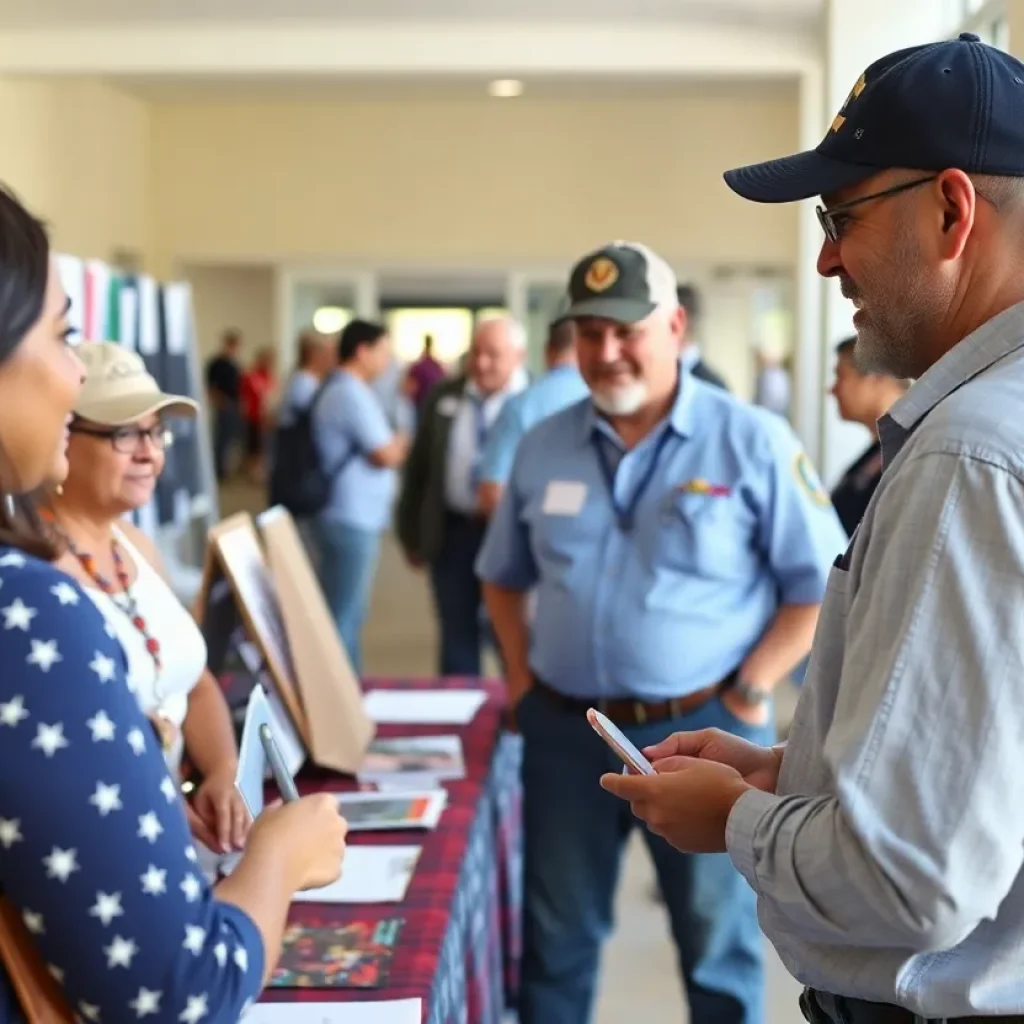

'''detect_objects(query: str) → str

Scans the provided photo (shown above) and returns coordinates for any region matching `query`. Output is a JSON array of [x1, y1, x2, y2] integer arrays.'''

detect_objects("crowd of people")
[[4, 28, 1024, 1024]]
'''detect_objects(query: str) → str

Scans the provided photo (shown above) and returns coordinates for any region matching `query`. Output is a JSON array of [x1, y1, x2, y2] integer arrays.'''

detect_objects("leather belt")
[[531, 672, 734, 727], [801, 988, 1024, 1024]]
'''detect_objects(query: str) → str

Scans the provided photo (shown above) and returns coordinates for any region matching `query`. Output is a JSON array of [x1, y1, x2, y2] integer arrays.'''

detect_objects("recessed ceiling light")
[[489, 79, 524, 98]]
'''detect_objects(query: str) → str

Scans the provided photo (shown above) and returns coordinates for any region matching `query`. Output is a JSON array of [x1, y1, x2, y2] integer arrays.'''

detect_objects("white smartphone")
[[586, 708, 656, 776]]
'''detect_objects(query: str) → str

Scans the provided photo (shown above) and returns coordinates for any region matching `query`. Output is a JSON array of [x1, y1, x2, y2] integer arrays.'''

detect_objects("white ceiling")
[[0, 0, 821, 29]]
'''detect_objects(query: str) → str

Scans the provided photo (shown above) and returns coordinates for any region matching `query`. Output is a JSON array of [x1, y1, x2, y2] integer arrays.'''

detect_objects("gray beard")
[[591, 382, 648, 417]]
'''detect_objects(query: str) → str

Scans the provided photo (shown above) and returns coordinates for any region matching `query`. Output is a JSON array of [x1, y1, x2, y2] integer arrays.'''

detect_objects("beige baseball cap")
[[74, 341, 199, 426]]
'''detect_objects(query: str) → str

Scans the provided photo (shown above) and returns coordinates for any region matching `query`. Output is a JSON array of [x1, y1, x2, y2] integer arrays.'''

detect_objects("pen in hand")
[[259, 723, 300, 803]]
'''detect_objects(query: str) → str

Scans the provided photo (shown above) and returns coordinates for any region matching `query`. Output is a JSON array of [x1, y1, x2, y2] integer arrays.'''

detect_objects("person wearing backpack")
[[266, 331, 333, 562], [307, 320, 410, 672]]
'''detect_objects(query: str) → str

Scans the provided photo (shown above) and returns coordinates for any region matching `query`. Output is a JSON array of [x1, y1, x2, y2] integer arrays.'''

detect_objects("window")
[[992, 13, 1009, 49]]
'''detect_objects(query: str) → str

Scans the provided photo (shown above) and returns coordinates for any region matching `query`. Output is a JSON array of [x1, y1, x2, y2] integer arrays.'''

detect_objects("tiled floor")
[[222, 480, 806, 1022]]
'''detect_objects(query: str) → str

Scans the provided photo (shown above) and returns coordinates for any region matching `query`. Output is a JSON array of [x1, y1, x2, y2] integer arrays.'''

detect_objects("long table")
[[258, 678, 523, 1024]]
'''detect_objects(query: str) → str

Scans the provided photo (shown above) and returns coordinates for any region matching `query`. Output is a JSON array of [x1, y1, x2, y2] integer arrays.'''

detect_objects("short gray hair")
[[970, 173, 1024, 211], [474, 313, 527, 351]]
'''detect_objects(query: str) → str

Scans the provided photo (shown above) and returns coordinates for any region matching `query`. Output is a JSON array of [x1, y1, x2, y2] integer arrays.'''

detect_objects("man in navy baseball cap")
[[600, 33, 1024, 1024]]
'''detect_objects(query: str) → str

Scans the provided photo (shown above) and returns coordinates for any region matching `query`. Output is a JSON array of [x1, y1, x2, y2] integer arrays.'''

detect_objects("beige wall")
[[185, 263, 275, 366], [0, 77, 151, 264], [150, 90, 800, 270]]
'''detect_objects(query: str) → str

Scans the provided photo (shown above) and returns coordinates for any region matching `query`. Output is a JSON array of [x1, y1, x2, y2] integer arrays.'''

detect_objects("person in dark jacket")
[[829, 335, 908, 536], [677, 284, 730, 391]]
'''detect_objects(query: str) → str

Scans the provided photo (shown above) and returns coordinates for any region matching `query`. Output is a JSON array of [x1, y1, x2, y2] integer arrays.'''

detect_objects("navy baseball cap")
[[725, 33, 1024, 203]]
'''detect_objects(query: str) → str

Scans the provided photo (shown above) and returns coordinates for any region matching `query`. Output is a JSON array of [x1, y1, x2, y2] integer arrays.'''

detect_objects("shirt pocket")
[[655, 491, 753, 581], [527, 499, 605, 574]]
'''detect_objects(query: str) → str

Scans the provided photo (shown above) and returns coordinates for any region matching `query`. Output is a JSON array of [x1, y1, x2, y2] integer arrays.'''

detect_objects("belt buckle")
[[633, 701, 647, 725]]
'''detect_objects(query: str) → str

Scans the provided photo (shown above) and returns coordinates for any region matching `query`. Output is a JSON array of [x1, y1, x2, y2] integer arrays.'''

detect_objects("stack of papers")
[[363, 689, 487, 726], [244, 1000, 421, 1024], [294, 845, 422, 904], [357, 734, 465, 790], [337, 789, 447, 831]]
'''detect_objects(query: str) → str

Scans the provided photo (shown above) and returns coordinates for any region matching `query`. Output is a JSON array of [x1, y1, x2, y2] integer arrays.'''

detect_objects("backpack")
[[268, 375, 358, 517]]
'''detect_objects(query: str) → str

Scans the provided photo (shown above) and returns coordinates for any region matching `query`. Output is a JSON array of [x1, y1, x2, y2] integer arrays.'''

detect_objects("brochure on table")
[[358, 734, 465, 789], [337, 790, 447, 831], [293, 845, 422, 904], [363, 689, 487, 725], [243, 999, 422, 1023]]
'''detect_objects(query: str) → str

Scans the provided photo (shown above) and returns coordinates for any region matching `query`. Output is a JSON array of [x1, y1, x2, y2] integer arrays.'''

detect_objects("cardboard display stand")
[[256, 506, 374, 775], [196, 510, 374, 776], [197, 513, 309, 748]]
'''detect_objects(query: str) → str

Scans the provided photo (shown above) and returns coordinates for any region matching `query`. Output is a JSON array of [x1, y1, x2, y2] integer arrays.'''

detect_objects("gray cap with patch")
[[565, 242, 679, 325]]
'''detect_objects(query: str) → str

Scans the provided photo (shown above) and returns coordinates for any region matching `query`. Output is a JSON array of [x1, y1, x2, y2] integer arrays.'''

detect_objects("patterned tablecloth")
[[258, 678, 523, 1024]]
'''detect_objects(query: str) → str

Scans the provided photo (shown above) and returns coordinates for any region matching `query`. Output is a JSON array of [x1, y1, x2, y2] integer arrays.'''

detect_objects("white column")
[[1007, 0, 1024, 56], [800, 0, 950, 484]]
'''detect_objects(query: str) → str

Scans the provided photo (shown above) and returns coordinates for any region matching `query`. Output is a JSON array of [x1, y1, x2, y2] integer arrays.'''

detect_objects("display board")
[[196, 510, 376, 776], [257, 505, 374, 774], [197, 513, 310, 754]]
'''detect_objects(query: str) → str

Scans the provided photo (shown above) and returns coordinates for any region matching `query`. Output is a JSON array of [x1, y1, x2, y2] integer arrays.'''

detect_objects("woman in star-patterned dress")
[[0, 186, 348, 1023]]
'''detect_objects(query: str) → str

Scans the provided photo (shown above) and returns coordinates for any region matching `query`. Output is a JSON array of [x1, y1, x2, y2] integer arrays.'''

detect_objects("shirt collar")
[[466, 368, 528, 399], [879, 299, 1024, 464], [680, 345, 701, 372], [578, 369, 695, 447]]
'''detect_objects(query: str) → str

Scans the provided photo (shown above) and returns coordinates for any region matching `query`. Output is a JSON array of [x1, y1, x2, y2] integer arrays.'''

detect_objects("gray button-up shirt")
[[726, 301, 1024, 1017]]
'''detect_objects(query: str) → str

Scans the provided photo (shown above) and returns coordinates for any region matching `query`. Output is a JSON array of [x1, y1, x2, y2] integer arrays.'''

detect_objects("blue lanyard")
[[472, 396, 489, 452], [593, 426, 673, 532]]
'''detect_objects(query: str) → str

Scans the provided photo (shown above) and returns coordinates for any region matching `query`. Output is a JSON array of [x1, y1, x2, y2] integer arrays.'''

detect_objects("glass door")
[[505, 271, 569, 377]]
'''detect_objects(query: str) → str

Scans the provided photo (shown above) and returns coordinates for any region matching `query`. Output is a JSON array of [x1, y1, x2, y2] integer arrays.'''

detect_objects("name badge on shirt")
[[542, 481, 587, 516], [437, 396, 459, 417]]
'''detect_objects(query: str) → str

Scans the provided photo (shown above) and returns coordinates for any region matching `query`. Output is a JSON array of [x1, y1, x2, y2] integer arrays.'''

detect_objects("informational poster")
[[55, 254, 86, 337], [196, 513, 310, 754], [84, 260, 112, 341]]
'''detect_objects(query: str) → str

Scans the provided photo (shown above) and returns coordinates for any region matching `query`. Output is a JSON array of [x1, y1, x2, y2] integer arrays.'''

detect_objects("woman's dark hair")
[[0, 182, 59, 559], [338, 319, 386, 363]]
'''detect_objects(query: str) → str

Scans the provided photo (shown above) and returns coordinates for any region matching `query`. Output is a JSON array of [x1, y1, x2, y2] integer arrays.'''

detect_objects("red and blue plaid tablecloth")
[[258, 678, 523, 1024]]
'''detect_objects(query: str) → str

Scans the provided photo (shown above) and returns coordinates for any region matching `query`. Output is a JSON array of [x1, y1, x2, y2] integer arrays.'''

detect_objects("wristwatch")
[[731, 679, 771, 706]]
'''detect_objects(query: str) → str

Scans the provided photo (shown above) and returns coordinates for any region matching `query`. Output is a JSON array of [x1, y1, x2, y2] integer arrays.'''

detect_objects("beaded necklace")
[[59, 528, 175, 751], [65, 536, 163, 674]]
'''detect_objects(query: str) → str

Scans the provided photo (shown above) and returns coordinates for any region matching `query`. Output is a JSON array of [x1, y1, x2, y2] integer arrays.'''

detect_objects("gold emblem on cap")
[[584, 257, 619, 293], [831, 72, 866, 133]]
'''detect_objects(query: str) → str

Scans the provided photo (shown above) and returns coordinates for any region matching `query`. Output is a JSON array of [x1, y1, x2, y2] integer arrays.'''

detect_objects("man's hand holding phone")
[[643, 729, 783, 794]]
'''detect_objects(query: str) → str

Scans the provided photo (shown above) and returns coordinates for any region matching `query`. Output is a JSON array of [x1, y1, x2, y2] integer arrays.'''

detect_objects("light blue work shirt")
[[478, 364, 590, 487], [313, 369, 396, 533], [476, 373, 846, 700]]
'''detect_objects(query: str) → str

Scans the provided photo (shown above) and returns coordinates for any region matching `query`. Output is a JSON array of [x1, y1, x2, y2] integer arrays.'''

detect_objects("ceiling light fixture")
[[489, 79, 524, 99]]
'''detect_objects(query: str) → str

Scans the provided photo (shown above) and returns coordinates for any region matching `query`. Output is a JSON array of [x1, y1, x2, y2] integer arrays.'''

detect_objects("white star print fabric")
[[0, 551, 264, 1023]]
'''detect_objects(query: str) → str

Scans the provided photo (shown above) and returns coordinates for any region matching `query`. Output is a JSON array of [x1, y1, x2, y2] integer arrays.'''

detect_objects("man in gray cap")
[[478, 240, 843, 1024], [602, 33, 1024, 1024]]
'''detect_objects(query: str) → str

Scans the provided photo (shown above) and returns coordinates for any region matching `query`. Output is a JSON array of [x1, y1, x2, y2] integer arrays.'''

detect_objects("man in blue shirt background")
[[477, 241, 846, 1024], [313, 319, 410, 672], [477, 314, 589, 516]]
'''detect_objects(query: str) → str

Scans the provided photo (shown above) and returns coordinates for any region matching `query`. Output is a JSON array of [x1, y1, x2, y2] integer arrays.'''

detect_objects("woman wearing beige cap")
[[48, 340, 250, 855]]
